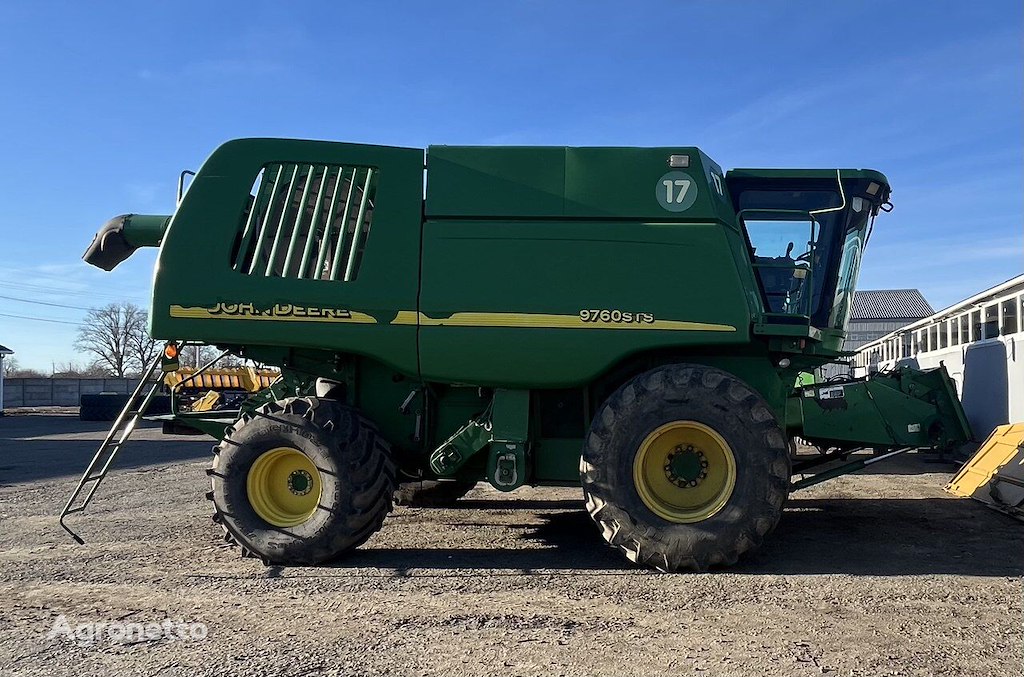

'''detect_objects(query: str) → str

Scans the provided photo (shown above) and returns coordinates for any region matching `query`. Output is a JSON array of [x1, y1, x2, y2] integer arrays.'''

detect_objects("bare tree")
[[52, 361, 109, 378], [3, 359, 46, 378], [125, 307, 160, 375], [179, 345, 219, 369], [75, 302, 157, 378], [220, 352, 244, 368]]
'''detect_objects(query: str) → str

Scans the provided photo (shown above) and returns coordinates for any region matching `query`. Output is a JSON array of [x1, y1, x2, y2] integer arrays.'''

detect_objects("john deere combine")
[[63, 139, 972, 571]]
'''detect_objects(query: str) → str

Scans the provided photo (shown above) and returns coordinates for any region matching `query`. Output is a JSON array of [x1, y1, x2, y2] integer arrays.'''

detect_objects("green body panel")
[[419, 145, 753, 387], [88, 137, 923, 490], [491, 389, 531, 442], [791, 366, 973, 451], [426, 146, 568, 217], [150, 138, 425, 377], [426, 146, 735, 221], [532, 438, 586, 484], [418, 218, 752, 386]]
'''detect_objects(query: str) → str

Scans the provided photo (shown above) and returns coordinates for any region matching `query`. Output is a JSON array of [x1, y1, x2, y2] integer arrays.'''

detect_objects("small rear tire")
[[209, 396, 395, 565]]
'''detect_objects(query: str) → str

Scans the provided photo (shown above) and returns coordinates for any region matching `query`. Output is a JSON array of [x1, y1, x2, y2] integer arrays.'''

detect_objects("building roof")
[[852, 289, 934, 320], [0, 344, 12, 355]]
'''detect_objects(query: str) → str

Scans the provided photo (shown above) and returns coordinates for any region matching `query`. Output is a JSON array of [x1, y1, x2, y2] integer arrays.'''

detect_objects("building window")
[[1003, 299, 1018, 335], [983, 304, 999, 339], [960, 315, 970, 344], [928, 325, 938, 351], [939, 321, 948, 349], [950, 319, 959, 346], [971, 310, 982, 341]]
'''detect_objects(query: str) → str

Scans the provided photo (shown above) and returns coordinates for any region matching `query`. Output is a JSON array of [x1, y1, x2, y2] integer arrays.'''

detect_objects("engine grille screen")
[[231, 163, 378, 281]]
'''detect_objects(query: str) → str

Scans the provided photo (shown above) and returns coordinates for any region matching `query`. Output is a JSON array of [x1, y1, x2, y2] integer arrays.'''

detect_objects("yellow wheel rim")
[[633, 421, 737, 523], [246, 447, 322, 527]]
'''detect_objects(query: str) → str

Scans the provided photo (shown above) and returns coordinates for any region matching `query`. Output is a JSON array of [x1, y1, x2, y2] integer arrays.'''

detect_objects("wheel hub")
[[632, 421, 737, 523], [287, 469, 313, 496], [246, 447, 322, 527], [664, 445, 709, 488]]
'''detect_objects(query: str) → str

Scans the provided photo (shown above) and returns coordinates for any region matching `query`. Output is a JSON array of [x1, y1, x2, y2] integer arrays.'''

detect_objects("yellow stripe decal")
[[170, 304, 377, 324], [390, 311, 735, 332], [390, 310, 420, 326]]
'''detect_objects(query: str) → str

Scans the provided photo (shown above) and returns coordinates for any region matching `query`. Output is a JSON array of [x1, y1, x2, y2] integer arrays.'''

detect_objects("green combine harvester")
[[63, 139, 972, 571]]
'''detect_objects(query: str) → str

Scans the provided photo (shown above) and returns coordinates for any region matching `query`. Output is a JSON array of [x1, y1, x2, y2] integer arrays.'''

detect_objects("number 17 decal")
[[656, 170, 698, 212], [662, 179, 691, 203]]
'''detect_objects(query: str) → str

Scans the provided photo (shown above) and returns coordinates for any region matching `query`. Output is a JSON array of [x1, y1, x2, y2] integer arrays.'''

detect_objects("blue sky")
[[0, 1, 1021, 371]]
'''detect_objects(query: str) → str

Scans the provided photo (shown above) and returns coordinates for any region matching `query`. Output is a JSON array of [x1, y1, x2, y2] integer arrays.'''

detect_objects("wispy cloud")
[[860, 231, 1022, 310], [700, 28, 1021, 168], [0, 261, 150, 306], [123, 181, 166, 207], [133, 22, 305, 85], [866, 235, 1022, 270]]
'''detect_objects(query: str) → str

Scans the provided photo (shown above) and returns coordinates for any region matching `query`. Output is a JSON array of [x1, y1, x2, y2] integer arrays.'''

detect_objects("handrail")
[[177, 170, 196, 205]]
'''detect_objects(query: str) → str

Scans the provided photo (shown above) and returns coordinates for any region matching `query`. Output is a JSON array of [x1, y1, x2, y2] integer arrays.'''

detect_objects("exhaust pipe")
[[83, 213, 170, 271]]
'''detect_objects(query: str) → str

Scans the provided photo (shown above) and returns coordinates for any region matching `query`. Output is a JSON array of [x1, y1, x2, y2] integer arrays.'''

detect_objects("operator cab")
[[725, 169, 891, 339]]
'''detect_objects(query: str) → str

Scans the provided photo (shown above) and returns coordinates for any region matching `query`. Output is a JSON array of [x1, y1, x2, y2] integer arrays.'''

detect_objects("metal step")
[[59, 354, 165, 544]]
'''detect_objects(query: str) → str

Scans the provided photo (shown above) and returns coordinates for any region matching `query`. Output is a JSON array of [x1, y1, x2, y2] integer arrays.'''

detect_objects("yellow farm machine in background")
[[164, 365, 280, 412]]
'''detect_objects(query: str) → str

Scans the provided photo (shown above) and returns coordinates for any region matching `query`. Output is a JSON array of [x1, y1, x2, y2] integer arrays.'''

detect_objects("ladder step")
[[58, 353, 166, 533]]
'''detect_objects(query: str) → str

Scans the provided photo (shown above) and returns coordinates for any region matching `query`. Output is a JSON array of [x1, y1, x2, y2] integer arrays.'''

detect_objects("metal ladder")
[[59, 354, 165, 544]]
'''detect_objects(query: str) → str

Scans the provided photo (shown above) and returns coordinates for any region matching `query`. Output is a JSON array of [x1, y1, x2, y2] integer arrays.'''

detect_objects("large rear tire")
[[208, 396, 395, 565], [581, 363, 790, 571]]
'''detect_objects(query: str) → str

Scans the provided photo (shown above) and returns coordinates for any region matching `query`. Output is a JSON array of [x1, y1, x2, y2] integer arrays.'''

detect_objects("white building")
[[853, 274, 1024, 441]]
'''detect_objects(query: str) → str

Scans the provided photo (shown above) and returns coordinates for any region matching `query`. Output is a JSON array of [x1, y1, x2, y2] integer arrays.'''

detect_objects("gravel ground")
[[0, 412, 1020, 677]]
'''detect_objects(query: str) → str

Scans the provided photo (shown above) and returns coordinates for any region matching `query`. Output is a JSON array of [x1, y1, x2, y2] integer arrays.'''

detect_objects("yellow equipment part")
[[945, 423, 1024, 521], [164, 366, 279, 392], [191, 390, 222, 412]]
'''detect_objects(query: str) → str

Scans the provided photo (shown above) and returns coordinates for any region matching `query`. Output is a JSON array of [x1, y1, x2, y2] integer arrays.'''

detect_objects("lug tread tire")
[[581, 364, 790, 572], [207, 396, 395, 565]]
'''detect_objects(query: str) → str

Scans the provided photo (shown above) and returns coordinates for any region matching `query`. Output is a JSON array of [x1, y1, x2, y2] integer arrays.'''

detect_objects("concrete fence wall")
[[2, 378, 156, 408]]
